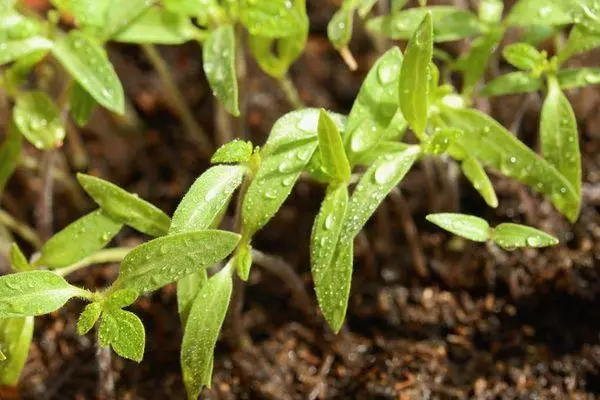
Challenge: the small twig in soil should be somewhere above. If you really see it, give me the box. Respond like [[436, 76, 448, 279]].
[[277, 74, 305, 110], [0, 209, 42, 249], [96, 338, 115, 400], [307, 352, 334, 400], [35, 149, 56, 242], [338, 46, 358, 71], [390, 187, 428, 278], [141, 44, 213, 156]]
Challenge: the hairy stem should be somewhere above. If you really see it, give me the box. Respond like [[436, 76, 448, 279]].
[[277, 74, 305, 110], [35, 150, 56, 242], [96, 339, 115, 400], [0, 209, 42, 248], [141, 44, 213, 156], [55, 247, 131, 277]]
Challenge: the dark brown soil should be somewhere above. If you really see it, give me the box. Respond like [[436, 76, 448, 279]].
[[3, 0, 600, 399]]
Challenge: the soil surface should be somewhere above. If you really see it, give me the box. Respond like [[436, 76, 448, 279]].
[[3, 0, 600, 399]]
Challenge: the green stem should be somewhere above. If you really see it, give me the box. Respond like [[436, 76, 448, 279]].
[[277, 74, 305, 110], [140, 44, 213, 157], [55, 247, 131, 277], [0, 209, 42, 249]]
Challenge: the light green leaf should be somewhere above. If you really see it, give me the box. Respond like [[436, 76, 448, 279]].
[[0, 37, 52, 66], [70, 82, 97, 127], [423, 127, 462, 155], [52, 31, 124, 114], [344, 47, 404, 162], [426, 213, 490, 242], [103, 0, 153, 39], [492, 223, 558, 249], [242, 109, 346, 237], [99, 309, 145, 362], [113, 230, 240, 293], [0, 9, 41, 40], [507, 0, 574, 27], [163, 0, 222, 20], [557, 68, 600, 89], [5, 50, 47, 86], [540, 77, 581, 198], [234, 241, 252, 281], [203, 25, 239, 116], [50, 0, 110, 28], [0, 271, 84, 318], [399, 13, 433, 137], [521, 25, 559, 46], [77, 173, 171, 237], [9, 243, 30, 272], [0, 121, 22, 196], [366, 6, 482, 42], [437, 107, 580, 222], [77, 302, 102, 335], [211, 140, 253, 164], [240, 0, 306, 38], [317, 109, 351, 182], [113, 7, 197, 44], [358, 0, 378, 18], [502, 43, 546, 71], [481, 72, 543, 96], [13, 91, 65, 150], [104, 288, 138, 309], [177, 271, 207, 325], [328, 7, 354, 49], [36, 210, 123, 269], [461, 156, 498, 208], [352, 141, 410, 166], [479, 0, 503, 24], [0, 317, 33, 385], [170, 165, 245, 234], [181, 264, 232, 398], [559, 25, 600, 63]]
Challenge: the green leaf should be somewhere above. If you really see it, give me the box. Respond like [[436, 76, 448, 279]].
[[163, 0, 222, 20], [461, 156, 498, 208], [480, 72, 543, 96], [5, 50, 47, 86], [113, 7, 197, 44], [177, 271, 207, 325], [103, 0, 153, 39], [70, 81, 97, 127], [328, 7, 354, 49], [479, 0, 503, 24], [0, 317, 33, 385], [52, 31, 124, 114], [234, 241, 252, 281], [491, 223, 558, 249], [366, 6, 482, 42], [181, 264, 232, 398], [170, 165, 245, 234], [399, 13, 433, 137], [311, 184, 349, 332], [507, 0, 574, 27], [502, 43, 546, 71], [113, 230, 240, 293], [36, 210, 123, 269], [50, 0, 110, 28], [437, 107, 580, 222], [559, 25, 600, 63], [521, 25, 559, 46], [0, 9, 42, 40], [0, 121, 22, 196], [540, 77, 581, 198], [344, 47, 404, 162], [352, 141, 410, 166], [557, 68, 600, 89], [211, 140, 253, 164], [0, 37, 52, 66], [358, 0, 378, 18], [423, 127, 462, 155], [426, 213, 490, 242], [317, 109, 351, 182], [341, 146, 420, 242], [9, 243, 30, 272], [77, 173, 171, 237], [240, 0, 306, 38], [242, 109, 346, 237], [98, 309, 145, 362], [203, 25, 239, 116], [104, 288, 138, 309], [0, 271, 84, 318], [13, 91, 65, 150], [77, 302, 102, 335]]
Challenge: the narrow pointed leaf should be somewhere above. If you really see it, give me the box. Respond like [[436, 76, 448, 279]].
[[77, 302, 102, 335], [13, 91, 65, 150], [399, 13, 433, 137], [481, 72, 542, 96], [507, 0, 574, 27], [557, 68, 600, 89], [0, 271, 84, 318], [103, 0, 153, 39], [327, 7, 353, 49], [170, 165, 245, 234], [0, 317, 33, 385], [502, 43, 546, 71], [540, 77, 581, 198], [454, 27, 503, 93], [491, 223, 558, 249], [461, 157, 498, 208], [52, 31, 124, 114], [9, 243, 30, 272], [426, 213, 490, 242], [344, 47, 404, 162], [113, 7, 197, 44], [99, 309, 145, 362], [203, 25, 239, 116], [234, 241, 252, 281], [70, 82, 97, 127], [211, 140, 253, 164], [318, 109, 351, 182], [114, 230, 240, 293], [36, 210, 123, 268], [77, 173, 171, 237], [181, 265, 232, 399], [0, 122, 22, 196], [239, 0, 306, 38], [0, 37, 52, 66], [177, 271, 207, 325]]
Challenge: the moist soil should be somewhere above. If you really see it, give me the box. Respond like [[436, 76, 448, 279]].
[[3, 1, 600, 399]]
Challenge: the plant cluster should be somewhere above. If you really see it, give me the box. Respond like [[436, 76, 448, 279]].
[[0, 0, 599, 398]]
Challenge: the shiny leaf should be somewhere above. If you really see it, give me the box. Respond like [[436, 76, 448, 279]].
[[426, 213, 490, 242], [480, 72, 542, 96], [9, 243, 30, 272], [211, 140, 253, 164], [317, 109, 351, 182], [177, 271, 207, 325], [502, 43, 546, 71], [203, 25, 239, 116], [453, 27, 503, 93], [98, 309, 145, 362], [491, 223, 559, 249], [0, 317, 33, 385], [13, 91, 65, 150], [0, 36, 52, 65], [104, 288, 138, 309], [479, 0, 503, 24], [507, 0, 574, 27], [461, 156, 498, 208], [113, 7, 197, 44], [70, 82, 96, 127], [328, 7, 353, 49], [239, 0, 306, 38], [103, 0, 153, 39], [557, 67, 600, 89], [559, 25, 600, 63], [77, 302, 102, 335]]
